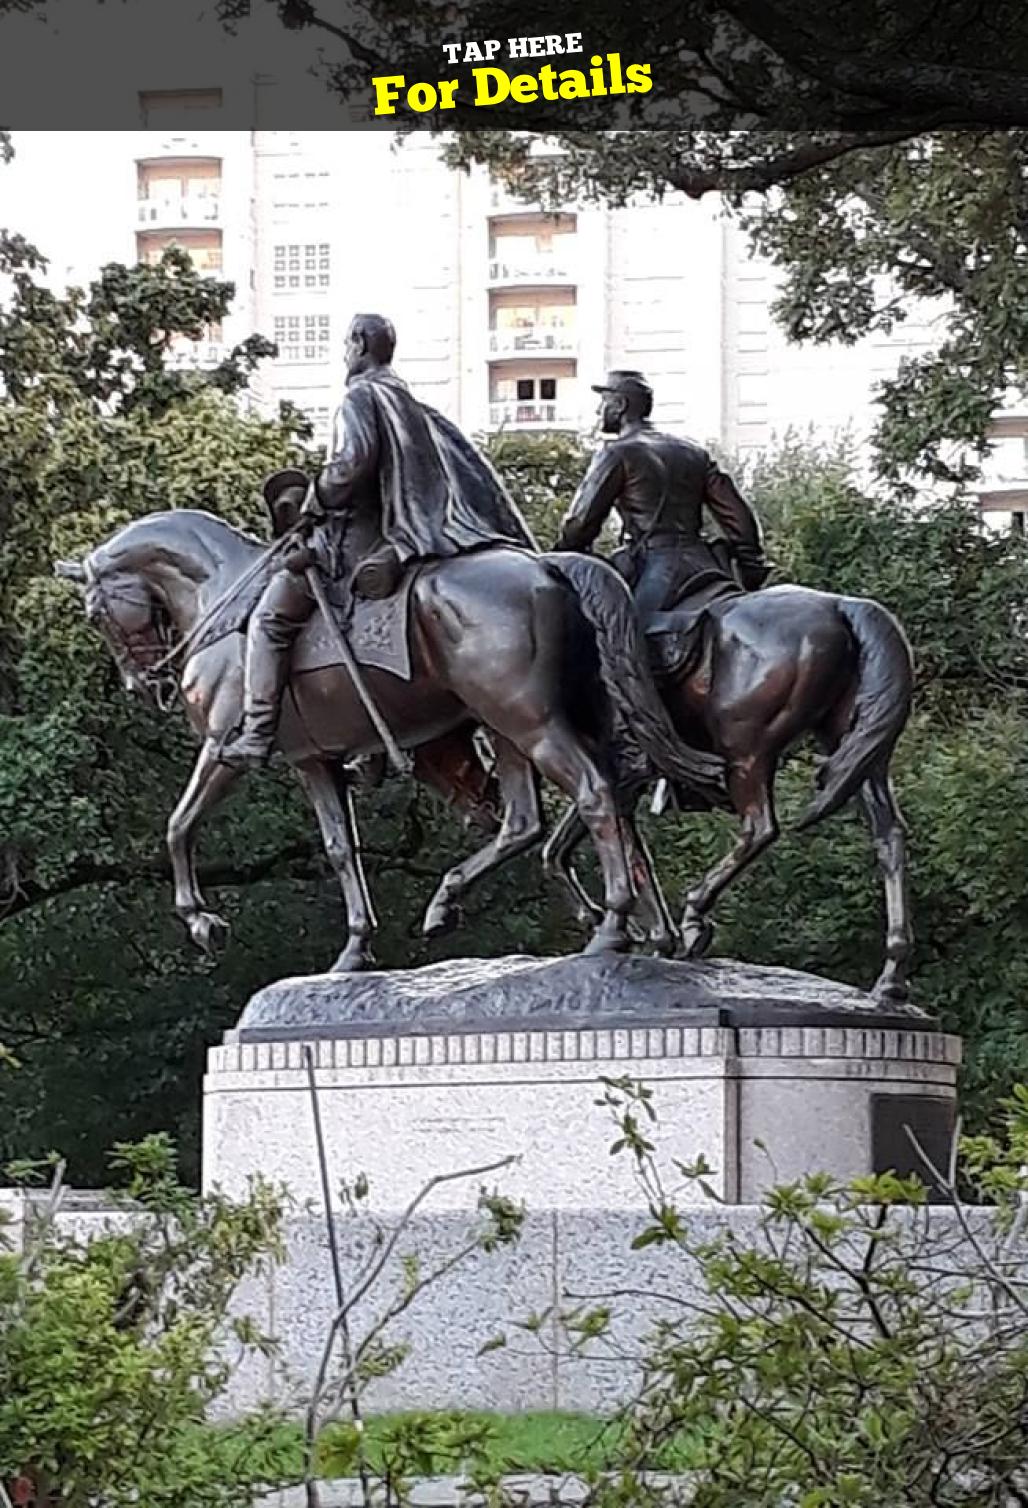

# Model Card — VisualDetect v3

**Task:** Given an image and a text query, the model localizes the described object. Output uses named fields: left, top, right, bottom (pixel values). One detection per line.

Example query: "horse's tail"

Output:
left=543, top=552, right=729, bottom=809
left=796, top=597, right=913, bottom=831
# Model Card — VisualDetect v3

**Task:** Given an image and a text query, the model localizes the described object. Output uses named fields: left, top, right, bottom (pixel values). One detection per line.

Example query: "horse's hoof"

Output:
left=681, top=916, right=715, bottom=960
left=423, top=899, right=462, bottom=939
left=330, top=946, right=375, bottom=975
left=186, top=910, right=230, bottom=955
left=872, top=977, right=909, bottom=1004
left=582, top=924, right=631, bottom=956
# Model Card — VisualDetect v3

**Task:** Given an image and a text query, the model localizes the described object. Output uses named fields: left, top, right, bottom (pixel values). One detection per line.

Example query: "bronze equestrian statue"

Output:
left=559, top=369, right=771, bottom=612
left=219, top=313, right=538, bottom=771
left=547, top=369, right=916, bottom=1003
left=55, top=322, right=727, bottom=971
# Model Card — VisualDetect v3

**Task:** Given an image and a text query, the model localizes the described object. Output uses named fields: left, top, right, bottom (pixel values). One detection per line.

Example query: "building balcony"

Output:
left=488, top=401, right=579, bottom=431
left=487, top=252, right=575, bottom=286
left=137, top=194, right=222, bottom=229
left=977, top=480, right=1028, bottom=513
left=136, top=130, right=223, bottom=158
left=488, top=328, right=578, bottom=357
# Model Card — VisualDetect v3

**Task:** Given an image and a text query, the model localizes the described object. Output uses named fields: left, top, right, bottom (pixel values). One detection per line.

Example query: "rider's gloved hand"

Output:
left=735, top=546, right=772, bottom=591
left=282, top=540, right=317, bottom=574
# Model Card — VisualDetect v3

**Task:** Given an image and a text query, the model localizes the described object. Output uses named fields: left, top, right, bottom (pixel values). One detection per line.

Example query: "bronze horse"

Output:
left=56, top=509, right=725, bottom=969
left=542, top=583, right=916, bottom=1001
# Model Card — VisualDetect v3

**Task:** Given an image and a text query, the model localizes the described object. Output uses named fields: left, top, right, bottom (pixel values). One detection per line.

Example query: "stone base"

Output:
left=202, top=955, right=961, bottom=1209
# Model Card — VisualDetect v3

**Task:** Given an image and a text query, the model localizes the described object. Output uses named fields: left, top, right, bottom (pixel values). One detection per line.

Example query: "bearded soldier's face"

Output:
left=599, top=394, right=625, bottom=433
left=344, top=323, right=363, bottom=375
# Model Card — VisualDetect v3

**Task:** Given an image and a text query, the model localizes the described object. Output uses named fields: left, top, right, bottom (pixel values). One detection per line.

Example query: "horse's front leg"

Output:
left=620, top=805, right=678, bottom=957
left=167, top=738, right=241, bottom=954
left=681, top=756, right=778, bottom=958
left=295, top=759, right=377, bottom=974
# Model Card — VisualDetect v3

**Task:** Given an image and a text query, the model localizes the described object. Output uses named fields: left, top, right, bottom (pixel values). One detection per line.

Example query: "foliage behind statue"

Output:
left=4, top=235, right=1028, bottom=1179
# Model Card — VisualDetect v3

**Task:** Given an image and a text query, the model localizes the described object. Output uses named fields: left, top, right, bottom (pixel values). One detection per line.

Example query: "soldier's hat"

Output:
left=262, top=468, right=310, bottom=539
left=591, top=369, right=653, bottom=402
left=262, top=468, right=309, bottom=510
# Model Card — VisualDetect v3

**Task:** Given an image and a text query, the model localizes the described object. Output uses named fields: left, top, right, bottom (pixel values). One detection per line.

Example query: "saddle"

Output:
left=642, top=569, right=743, bottom=681
left=262, top=468, right=413, bottom=679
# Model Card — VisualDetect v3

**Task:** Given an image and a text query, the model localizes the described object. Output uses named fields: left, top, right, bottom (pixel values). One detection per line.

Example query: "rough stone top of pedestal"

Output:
left=227, top=953, right=935, bottom=1043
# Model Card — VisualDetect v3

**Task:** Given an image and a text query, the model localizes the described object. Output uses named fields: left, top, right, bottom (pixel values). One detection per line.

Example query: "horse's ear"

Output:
left=54, top=559, right=88, bottom=585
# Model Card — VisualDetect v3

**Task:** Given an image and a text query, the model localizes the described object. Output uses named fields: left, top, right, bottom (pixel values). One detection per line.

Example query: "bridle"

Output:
left=89, top=569, right=181, bottom=715
left=84, top=520, right=305, bottom=714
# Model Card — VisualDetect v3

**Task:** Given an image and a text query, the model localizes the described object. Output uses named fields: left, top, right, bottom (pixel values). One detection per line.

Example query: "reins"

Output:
left=148, top=524, right=304, bottom=675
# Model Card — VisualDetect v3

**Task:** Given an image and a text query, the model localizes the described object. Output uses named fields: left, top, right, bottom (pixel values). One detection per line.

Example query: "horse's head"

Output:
left=54, top=551, right=180, bottom=712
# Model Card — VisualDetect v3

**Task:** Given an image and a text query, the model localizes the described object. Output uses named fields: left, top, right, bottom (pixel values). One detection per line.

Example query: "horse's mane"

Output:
left=91, top=508, right=266, bottom=574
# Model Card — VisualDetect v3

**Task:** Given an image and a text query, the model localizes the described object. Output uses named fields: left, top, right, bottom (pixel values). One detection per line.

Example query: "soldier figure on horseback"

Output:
left=219, top=312, right=537, bottom=771
left=555, top=369, right=771, bottom=631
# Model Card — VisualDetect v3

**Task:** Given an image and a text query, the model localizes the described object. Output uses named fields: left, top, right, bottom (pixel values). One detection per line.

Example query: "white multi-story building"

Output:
left=4, top=120, right=1027, bottom=525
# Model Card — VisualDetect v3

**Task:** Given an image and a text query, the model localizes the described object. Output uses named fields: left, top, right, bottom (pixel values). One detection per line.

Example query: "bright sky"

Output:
left=2, top=134, right=132, bottom=286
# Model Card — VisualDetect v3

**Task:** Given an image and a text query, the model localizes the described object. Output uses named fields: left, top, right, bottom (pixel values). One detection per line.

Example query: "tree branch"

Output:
left=717, top=0, right=1028, bottom=128
left=0, top=837, right=444, bottom=925
left=670, top=131, right=915, bottom=199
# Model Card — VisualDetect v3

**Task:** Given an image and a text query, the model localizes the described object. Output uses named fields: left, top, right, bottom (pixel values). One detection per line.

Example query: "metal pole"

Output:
left=304, top=1044, right=345, bottom=1309
left=303, top=1046, right=371, bottom=1501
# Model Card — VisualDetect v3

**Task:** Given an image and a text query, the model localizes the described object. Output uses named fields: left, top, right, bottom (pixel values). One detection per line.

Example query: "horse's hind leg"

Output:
left=542, top=804, right=603, bottom=929
left=544, top=796, right=676, bottom=954
left=422, top=736, right=542, bottom=937
left=295, top=759, right=377, bottom=974
left=681, top=756, right=779, bottom=958
left=521, top=723, right=635, bottom=954
left=860, top=764, right=913, bottom=1002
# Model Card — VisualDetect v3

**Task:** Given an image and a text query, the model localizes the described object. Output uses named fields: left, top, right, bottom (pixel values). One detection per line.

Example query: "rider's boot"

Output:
left=218, top=626, right=295, bottom=771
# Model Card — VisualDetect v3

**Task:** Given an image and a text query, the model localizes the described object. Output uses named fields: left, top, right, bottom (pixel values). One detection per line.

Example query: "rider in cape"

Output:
left=219, top=312, right=537, bottom=770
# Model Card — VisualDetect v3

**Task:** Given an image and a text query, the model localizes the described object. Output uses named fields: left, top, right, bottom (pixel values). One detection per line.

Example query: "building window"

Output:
left=273, top=242, right=331, bottom=290
left=274, top=314, right=330, bottom=363
left=540, top=378, right=557, bottom=400
left=516, top=378, right=534, bottom=400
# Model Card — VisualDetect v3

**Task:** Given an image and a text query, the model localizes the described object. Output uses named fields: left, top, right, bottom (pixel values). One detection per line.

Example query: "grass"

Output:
left=215, top=1410, right=628, bottom=1481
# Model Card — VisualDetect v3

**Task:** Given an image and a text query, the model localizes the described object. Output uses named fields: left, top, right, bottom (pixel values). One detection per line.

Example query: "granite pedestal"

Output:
left=202, top=954, right=961, bottom=1209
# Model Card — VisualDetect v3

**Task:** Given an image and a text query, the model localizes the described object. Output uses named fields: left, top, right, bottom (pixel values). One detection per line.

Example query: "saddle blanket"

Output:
left=644, top=577, right=742, bottom=680
left=193, top=563, right=418, bottom=683
left=292, top=568, right=417, bottom=682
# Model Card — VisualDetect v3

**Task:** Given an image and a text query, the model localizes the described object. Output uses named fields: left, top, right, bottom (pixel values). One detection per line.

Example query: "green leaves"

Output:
left=539, top=1082, right=1028, bottom=1506
left=0, top=1139, right=289, bottom=1507
left=740, top=133, right=1028, bottom=487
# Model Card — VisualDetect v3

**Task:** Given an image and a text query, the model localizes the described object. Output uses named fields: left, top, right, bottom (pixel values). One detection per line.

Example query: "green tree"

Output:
left=0, top=1136, right=294, bottom=1508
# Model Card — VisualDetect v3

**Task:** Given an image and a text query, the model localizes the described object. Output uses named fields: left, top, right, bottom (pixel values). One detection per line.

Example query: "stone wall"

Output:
left=0, top=1194, right=993, bottom=1417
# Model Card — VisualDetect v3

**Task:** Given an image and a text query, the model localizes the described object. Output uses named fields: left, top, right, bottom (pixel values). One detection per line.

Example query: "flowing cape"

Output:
left=340, top=368, right=539, bottom=561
